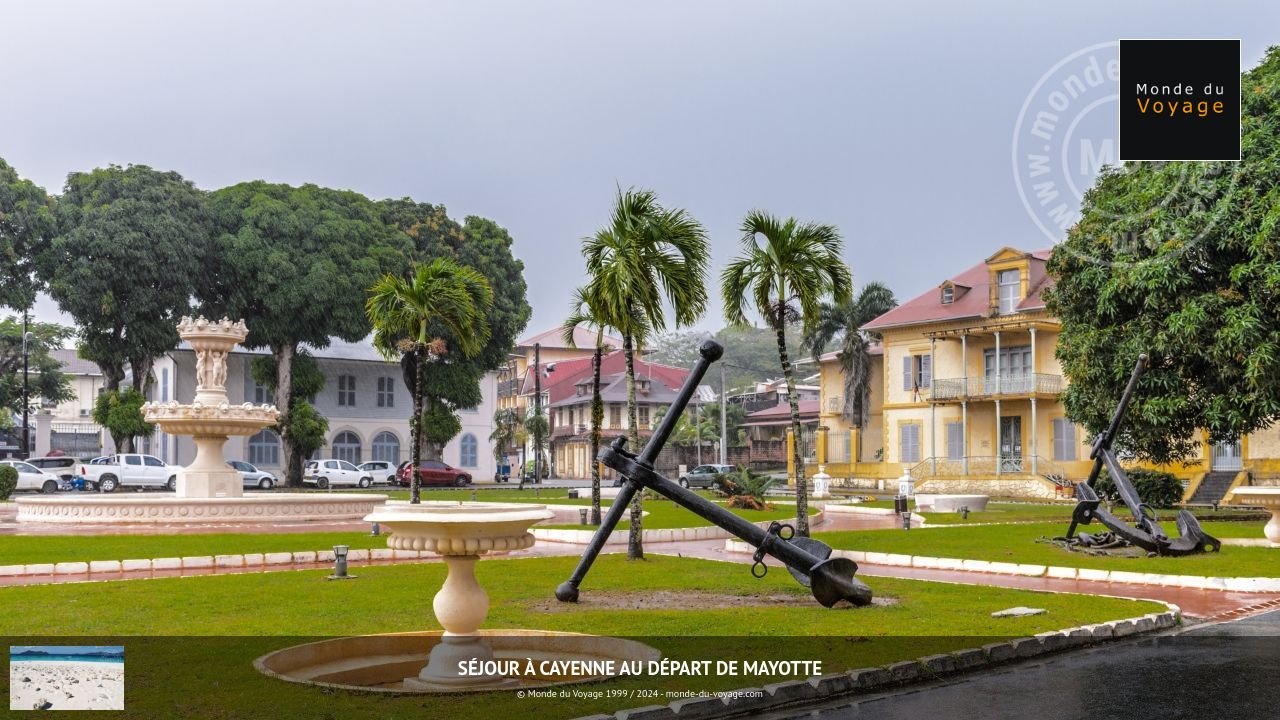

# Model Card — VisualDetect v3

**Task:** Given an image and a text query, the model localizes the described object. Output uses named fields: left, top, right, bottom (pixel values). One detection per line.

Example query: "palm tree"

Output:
left=582, top=187, right=709, bottom=559
left=489, top=407, right=520, bottom=472
left=802, top=282, right=897, bottom=460
left=722, top=211, right=852, bottom=537
left=366, top=258, right=493, bottom=504
left=562, top=286, right=617, bottom=526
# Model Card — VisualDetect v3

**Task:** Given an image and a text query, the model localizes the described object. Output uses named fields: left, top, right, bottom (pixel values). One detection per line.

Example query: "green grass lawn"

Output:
left=854, top=500, right=1266, bottom=526
left=817, top=521, right=1277, bottom=577
left=0, top=554, right=1164, bottom=719
left=541, top=498, right=798, bottom=530
left=0, top=531, right=387, bottom=565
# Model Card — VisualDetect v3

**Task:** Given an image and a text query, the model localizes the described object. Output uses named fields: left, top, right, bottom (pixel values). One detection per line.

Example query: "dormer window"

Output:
left=941, top=286, right=954, bottom=304
left=997, top=269, right=1021, bottom=314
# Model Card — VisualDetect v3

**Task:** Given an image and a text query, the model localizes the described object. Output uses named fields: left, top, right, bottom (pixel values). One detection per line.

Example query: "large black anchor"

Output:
left=1063, top=354, right=1220, bottom=556
left=555, top=340, right=873, bottom=608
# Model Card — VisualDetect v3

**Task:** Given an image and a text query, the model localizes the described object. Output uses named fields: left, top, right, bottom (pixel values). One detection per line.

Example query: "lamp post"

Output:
left=328, top=544, right=355, bottom=580
left=21, top=311, right=32, bottom=459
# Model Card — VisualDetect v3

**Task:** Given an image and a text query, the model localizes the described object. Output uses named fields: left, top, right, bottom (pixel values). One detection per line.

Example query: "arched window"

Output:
left=248, top=429, right=281, bottom=467
left=371, top=431, right=400, bottom=464
left=332, top=431, right=362, bottom=464
left=460, top=433, right=478, bottom=468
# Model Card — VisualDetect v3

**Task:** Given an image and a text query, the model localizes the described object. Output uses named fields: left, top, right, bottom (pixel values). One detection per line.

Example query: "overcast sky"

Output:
left=4, top=1, right=1276, bottom=337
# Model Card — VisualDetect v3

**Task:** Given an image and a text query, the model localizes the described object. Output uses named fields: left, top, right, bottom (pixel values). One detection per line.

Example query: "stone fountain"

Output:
left=255, top=501, right=659, bottom=693
left=1226, top=487, right=1280, bottom=545
left=15, top=317, right=387, bottom=525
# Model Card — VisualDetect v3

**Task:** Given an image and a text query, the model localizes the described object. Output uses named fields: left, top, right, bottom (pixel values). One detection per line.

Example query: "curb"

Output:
left=579, top=606, right=1181, bottom=720
left=535, top=511, right=825, bottom=546
left=723, top=540, right=1280, bottom=593
left=0, top=547, right=431, bottom=579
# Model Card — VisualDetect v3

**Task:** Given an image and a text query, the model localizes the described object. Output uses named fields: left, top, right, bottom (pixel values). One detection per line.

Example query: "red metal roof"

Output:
left=520, top=349, right=690, bottom=405
left=862, top=247, right=1053, bottom=331
left=743, top=399, right=820, bottom=426
left=517, top=325, right=624, bottom=350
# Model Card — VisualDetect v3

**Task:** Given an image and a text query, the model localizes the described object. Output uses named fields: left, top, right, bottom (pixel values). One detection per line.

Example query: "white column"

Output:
left=930, top=337, right=937, bottom=475
left=1030, top=326, right=1039, bottom=475
left=994, top=331, right=1001, bottom=477
left=1031, top=396, right=1039, bottom=475
left=961, top=333, right=969, bottom=475
left=961, top=401, right=969, bottom=475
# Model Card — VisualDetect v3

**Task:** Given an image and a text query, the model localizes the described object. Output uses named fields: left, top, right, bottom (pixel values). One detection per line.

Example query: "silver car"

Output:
left=678, top=464, right=735, bottom=489
left=358, top=460, right=398, bottom=485
left=227, top=460, right=276, bottom=490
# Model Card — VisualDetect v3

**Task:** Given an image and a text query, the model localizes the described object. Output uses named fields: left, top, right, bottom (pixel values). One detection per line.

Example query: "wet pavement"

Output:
left=767, top=609, right=1280, bottom=720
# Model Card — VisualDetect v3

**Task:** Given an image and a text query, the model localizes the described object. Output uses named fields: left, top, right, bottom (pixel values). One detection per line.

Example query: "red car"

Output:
left=397, top=460, right=473, bottom=487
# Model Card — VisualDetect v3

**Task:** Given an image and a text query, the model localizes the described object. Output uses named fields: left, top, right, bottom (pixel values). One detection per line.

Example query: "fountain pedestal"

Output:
left=1227, top=487, right=1280, bottom=545
left=363, top=502, right=554, bottom=690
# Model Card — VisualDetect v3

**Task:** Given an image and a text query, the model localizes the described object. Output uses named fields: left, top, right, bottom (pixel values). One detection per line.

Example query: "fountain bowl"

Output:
left=1226, top=487, right=1280, bottom=545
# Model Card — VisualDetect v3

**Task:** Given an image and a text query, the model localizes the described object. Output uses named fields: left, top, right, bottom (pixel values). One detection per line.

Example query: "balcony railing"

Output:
left=908, top=455, right=1067, bottom=481
left=930, top=373, right=1063, bottom=401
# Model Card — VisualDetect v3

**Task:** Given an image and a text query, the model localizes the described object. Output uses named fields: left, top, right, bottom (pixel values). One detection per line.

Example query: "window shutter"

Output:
left=920, top=355, right=932, bottom=388
left=902, top=356, right=912, bottom=390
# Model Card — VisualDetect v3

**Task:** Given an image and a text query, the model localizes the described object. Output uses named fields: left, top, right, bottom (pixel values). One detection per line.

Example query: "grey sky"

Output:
left=4, top=1, right=1276, bottom=336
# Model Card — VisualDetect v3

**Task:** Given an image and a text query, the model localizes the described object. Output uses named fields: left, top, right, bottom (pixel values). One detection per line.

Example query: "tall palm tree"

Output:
left=802, top=282, right=897, bottom=460
left=722, top=211, right=852, bottom=537
left=367, top=258, right=493, bottom=504
left=582, top=187, right=709, bottom=559
left=562, top=286, right=617, bottom=526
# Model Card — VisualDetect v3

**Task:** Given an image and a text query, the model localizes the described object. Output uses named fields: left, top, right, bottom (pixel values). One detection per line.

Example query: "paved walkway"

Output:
left=763, top=608, right=1280, bottom=719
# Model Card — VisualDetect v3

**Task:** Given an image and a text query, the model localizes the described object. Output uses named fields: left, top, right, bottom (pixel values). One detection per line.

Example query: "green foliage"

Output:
left=249, top=351, right=325, bottom=400
left=1046, top=48, right=1280, bottom=464
left=651, top=405, right=718, bottom=445
left=92, top=389, right=155, bottom=453
left=42, top=164, right=209, bottom=389
left=712, top=468, right=777, bottom=510
left=0, top=317, right=74, bottom=418
left=1093, top=468, right=1184, bottom=509
left=702, top=402, right=748, bottom=445
left=489, top=408, right=520, bottom=462
left=0, top=464, right=16, bottom=500
left=0, top=157, right=55, bottom=311
left=646, top=324, right=808, bottom=393
left=801, top=282, right=897, bottom=432
left=281, top=400, right=328, bottom=458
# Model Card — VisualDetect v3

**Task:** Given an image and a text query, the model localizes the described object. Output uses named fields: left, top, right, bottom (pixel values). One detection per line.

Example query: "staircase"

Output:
left=1188, top=471, right=1239, bottom=505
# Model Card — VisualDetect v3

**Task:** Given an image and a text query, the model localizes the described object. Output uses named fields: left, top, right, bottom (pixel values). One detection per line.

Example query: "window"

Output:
left=376, top=377, right=395, bottom=408
left=161, top=368, right=170, bottom=402
left=143, top=456, right=164, bottom=467
left=338, top=460, right=358, bottom=472
left=332, top=431, right=362, bottom=464
left=338, top=375, right=356, bottom=407
left=1053, top=418, right=1078, bottom=461
left=946, top=422, right=964, bottom=460
left=941, top=286, right=954, bottom=304
left=371, top=431, right=400, bottom=464
left=460, top=433, right=478, bottom=468
left=248, top=429, right=281, bottom=466
left=899, top=424, right=922, bottom=463
left=252, top=381, right=270, bottom=405
left=125, top=456, right=142, bottom=466
left=997, top=269, right=1021, bottom=314
left=12, top=462, right=37, bottom=474
left=901, top=354, right=931, bottom=391
left=638, top=406, right=650, bottom=428
left=610, top=405, right=622, bottom=428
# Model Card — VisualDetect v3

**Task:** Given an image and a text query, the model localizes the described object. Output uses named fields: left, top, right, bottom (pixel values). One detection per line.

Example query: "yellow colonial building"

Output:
left=810, top=246, right=1280, bottom=501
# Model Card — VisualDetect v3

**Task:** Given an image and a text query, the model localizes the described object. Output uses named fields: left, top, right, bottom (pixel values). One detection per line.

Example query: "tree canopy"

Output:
left=1046, top=47, right=1280, bottom=464
left=41, top=164, right=209, bottom=391
left=0, top=317, right=73, bottom=428
left=0, top=158, right=55, bottom=312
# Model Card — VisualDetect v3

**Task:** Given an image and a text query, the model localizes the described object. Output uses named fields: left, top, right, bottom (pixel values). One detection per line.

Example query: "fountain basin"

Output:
left=1226, top=487, right=1280, bottom=545
left=255, top=631, right=661, bottom=694
left=15, top=492, right=387, bottom=524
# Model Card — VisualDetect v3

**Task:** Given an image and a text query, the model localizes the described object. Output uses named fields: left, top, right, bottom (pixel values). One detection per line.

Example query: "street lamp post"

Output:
left=719, top=362, right=727, bottom=465
left=21, top=311, right=32, bottom=459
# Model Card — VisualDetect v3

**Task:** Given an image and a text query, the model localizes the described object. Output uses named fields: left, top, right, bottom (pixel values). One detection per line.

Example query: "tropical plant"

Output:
left=92, top=389, right=155, bottom=454
left=712, top=468, right=777, bottom=511
left=1095, top=468, right=1184, bottom=509
left=562, top=285, right=617, bottom=525
left=366, top=258, right=493, bottom=504
left=489, top=408, right=520, bottom=463
left=522, top=403, right=549, bottom=483
left=802, top=282, right=897, bottom=456
left=0, top=464, right=17, bottom=501
left=722, top=211, right=852, bottom=536
left=0, top=318, right=74, bottom=422
left=0, top=157, right=55, bottom=313
left=582, top=187, right=709, bottom=559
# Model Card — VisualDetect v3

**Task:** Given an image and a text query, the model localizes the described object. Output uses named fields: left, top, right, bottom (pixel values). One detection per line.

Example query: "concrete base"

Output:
left=177, top=468, right=243, bottom=499
left=14, top=493, right=388, bottom=524
left=915, top=494, right=990, bottom=513
left=254, top=630, right=661, bottom=694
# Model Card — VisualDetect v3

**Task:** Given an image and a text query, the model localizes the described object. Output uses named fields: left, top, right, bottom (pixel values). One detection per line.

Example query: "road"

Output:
left=767, top=609, right=1280, bottom=720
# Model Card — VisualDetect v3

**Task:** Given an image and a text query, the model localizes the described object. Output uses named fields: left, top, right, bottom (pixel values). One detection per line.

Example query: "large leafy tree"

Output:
left=0, top=317, right=73, bottom=430
left=93, top=389, right=154, bottom=455
left=201, top=182, right=411, bottom=485
left=563, top=285, right=619, bottom=525
left=802, top=281, right=897, bottom=457
left=366, top=258, right=492, bottom=504
left=1047, top=48, right=1280, bottom=465
left=0, top=158, right=55, bottom=312
left=41, top=165, right=209, bottom=403
left=722, top=211, right=852, bottom=536
left=379, top=200, right=530, bottom=461
left=250, top=352, right=329, bottom=464
left=582, top=187, right=708, bottom=559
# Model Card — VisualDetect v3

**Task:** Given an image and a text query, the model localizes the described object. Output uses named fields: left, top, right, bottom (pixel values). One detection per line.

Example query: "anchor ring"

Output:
left=751, top=561, right=768, bottom=578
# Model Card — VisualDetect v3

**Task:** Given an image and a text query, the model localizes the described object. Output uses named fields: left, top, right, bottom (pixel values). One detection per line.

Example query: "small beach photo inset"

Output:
left=9, top=646, right=124, bottom=711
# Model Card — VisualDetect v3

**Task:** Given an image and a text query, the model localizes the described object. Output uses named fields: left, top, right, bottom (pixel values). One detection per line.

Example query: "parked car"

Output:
left=358, top=460, right=398, bottom=485
left=304, top=459, right=374, bottom=489
left=227, top=460, right=275, bottom=490
left=0, top=459, right=62, bottom=494
left=79, top=454, right=180, bottom=492
left=678, top=463, right=735, bottom=489
left=23, top=456, right=79, bottom=481
left=397, top=460, right=472, bottom=487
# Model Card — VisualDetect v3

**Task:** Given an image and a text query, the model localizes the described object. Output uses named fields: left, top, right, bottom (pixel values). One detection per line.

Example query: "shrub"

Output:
left=1094, top=467, right=1183, bottom=508
left=714, top=468, right=776, bottom=511
left=0, top=464, right=17, bottom=501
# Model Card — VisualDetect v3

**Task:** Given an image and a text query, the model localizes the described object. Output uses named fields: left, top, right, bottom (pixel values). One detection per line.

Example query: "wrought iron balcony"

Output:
left=929, top=373, right=1064, bottom=402
left=908, top=455, right=1068, bottom=481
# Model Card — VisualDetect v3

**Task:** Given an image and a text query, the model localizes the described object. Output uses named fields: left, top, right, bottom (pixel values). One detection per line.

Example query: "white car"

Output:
left=1, top=460, right=62, bottom=494
left=303, top=459, right=373, bottom=489
left=358, top=460, right=398, bottom=485
left=79, top=454, right=181, bottom=492
left=227, top=460, right=275, bottom=490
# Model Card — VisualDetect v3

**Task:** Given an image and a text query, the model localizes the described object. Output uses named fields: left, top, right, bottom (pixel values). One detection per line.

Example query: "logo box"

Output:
left=1119, top=39, right=1240, bottom=161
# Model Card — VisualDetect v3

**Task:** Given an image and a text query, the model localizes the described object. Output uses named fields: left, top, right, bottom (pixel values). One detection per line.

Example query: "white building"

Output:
left=48, top=340, right=499, bottom=481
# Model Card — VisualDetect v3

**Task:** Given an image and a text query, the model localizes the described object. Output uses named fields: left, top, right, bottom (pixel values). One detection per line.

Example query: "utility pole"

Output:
left=694, top=397, right=702, bottom=466
left=533, top=342, right=542, bottom=484
left=719, top=362, right=727, bottom=465
left=21, top=311, right=31, bottom=459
